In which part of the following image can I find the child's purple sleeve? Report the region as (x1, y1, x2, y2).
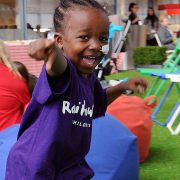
(33, 59, 73, 105)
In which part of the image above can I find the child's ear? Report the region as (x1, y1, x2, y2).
(54, 33, 63, 49)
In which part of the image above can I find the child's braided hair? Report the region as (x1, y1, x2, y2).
(54, 0, 106, 32)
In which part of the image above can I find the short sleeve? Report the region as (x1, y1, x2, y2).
(33, 58, 74, 104)
(33, 64, 52, 104)
(93, 77, 107, 119)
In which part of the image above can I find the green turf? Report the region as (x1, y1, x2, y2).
(105, 70, 180, 180)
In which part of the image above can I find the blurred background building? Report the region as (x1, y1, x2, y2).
(0, 0, 179, 40)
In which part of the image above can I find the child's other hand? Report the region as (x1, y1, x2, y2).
(126, 77, 148, 94)
(28, 38, 55, 61)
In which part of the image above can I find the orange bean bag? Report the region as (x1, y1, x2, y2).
(107, 95, 157, 163)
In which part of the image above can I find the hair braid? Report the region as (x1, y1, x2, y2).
(53, 0, 106, 32)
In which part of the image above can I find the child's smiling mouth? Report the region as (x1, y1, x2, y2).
(82, 56, 100, 66)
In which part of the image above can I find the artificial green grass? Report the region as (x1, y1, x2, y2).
(105, 70, 180, 180)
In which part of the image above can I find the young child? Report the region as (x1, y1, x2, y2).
(5, 0, 147, 179)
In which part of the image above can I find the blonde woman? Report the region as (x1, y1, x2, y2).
(157, 15, 175, 50)
(0, 40, 30, 131)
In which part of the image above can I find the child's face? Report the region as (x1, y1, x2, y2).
(56, 6, 109, 77)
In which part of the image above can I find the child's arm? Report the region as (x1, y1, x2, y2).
(106, 77, 148, 105)
(28, 38, 67, 77)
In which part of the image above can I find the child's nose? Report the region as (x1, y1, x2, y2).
(89, 39, 101, 51)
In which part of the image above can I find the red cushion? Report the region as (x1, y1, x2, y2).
(107, 95, 156, 163)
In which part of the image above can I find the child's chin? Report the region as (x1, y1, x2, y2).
(81, 68, 94, 76)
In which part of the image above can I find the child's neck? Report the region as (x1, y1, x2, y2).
(80, 73, 89, 78)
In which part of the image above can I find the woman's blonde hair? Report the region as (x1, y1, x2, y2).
(0, 40, 21, 77)
(159, 15, 169, 23)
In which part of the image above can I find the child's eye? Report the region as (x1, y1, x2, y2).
(79, 36, 89, 40)
(99, 36, 108, 43)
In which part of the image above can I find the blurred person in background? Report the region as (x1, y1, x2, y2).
(128, 2, 141, 25)
(144, 7, 159, 45)
(36, 24, 45, 38)
(177, 29, 180, 39)
(13, 61, 37, 95)
(157, 15, 175, 50)
(27, 23, 34, 30)
(0, 41, 30, 131)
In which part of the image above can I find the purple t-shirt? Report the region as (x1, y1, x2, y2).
(5, 58, 107, 179)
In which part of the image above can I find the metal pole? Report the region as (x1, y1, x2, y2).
(114, 0, 117, 14)
(119, 0, 126, 17)
(19, 0, 27, 40)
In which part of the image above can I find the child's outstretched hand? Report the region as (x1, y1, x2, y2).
(106, 76, 148, 105)
(126, 77, 148, 94)
(28, 38, 66, 77)
(28, 38, 55, 61)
